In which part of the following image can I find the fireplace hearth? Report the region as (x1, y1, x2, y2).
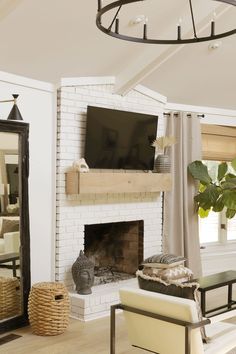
(84, 220, 143, 285)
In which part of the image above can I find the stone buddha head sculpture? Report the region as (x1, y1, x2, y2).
(72, 250, 94, 295)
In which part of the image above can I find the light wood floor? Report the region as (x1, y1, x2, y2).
(0, 286, 235, 354)
(0, 314, 146, 354)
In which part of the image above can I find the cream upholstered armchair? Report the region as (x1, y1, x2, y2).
(110, 287, 236, 354)
(0, 216, 20, 254)
(2, 231, 20, 253)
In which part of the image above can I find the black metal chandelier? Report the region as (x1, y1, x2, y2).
(96, 0, 236, 44)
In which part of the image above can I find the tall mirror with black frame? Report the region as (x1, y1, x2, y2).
(0, 120, 30, 333)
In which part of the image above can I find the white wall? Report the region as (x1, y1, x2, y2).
(165, 102, 236, 127)
(0, 71, 55, 284)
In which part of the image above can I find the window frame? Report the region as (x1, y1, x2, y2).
(200, 124, 236, 248)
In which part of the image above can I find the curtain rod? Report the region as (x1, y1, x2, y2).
(163, 112, 205, 118)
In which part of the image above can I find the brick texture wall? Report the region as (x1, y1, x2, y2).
(56, 83, 165, 289)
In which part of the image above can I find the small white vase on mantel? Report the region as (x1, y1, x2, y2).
(151, 136, 176, 173)
(153, 154, 171, 173)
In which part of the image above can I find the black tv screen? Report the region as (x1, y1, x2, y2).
(84, 106, 158, 170)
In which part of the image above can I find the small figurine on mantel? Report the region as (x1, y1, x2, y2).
(73, 158, 89, 173)
(72, 250, 94, 295)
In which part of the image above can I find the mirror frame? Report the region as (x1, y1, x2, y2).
(0, 119, 30, 333)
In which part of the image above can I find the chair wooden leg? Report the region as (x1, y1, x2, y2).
(228, 284, 232, 309)
(201, 291, 206, 317)
(110, 305, 116, 354)
(185, 327, 191, 354)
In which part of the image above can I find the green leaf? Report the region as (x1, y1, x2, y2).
(188, 161, 212, 185)
(221, 181, 236, 190)
(231, 158, 236, 172)
(199, 183, 206, 192)
(189, 159, 236, 220)
(225, 173, 236, 181)
(194, 184, 220, 210)
(226, 208, 236, 219)
(198, 207, 210, 218)
(222, 190, 236, 210)
(218, 162, 228, 181)
(212, 196, 225, 212)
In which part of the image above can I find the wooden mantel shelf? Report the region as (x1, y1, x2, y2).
(66, 171, 171, 195)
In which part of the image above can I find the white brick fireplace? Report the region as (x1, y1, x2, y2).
(56, 78, 166, 320)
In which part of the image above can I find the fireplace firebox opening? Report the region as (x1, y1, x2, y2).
(84, 220, 143, 285)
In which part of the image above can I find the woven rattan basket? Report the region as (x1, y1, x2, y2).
(0, 276, 21, 320)
(28, 282, 70, 336)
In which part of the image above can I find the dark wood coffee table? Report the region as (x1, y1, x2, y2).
(197, 270, 236, 317)
(0, 252, 20, 277)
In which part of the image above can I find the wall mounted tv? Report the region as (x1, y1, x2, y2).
(84, 106, 158, 170)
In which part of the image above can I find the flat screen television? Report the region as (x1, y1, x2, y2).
(84, 106, 158, 170)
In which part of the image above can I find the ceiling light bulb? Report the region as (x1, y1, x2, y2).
(177, 18, 182, 26)
(208, 41, 222, 49)
(130, 15, 146, 25)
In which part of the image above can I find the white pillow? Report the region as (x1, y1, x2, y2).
(4, 231, 20, 253)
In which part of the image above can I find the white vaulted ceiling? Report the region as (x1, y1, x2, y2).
(0, 0, 235, 109)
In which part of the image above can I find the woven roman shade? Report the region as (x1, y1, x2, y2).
(201, 124, 236, 161)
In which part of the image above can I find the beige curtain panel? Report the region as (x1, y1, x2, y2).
(163, 112, 202, 277)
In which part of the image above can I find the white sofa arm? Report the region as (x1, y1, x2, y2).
(3, 231, 20, 253)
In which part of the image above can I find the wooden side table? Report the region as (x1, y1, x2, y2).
(0, 253, 19, 277)
(197, 270, 236, 317)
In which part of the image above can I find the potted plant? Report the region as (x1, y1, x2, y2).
(188, 158, 236, 219)
(151, 136, 176, 173)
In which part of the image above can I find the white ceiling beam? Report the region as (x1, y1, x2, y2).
(114, 4, 230, 96)
(0, 0, 24, 22)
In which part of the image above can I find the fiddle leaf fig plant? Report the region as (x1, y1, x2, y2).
(188, 158, 236, 219)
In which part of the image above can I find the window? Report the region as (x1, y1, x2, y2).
(199, 124, 236, 245)
(199, 207, 236, 244)
(199, 210, 219, 244)
(227, 218, 236, 241)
